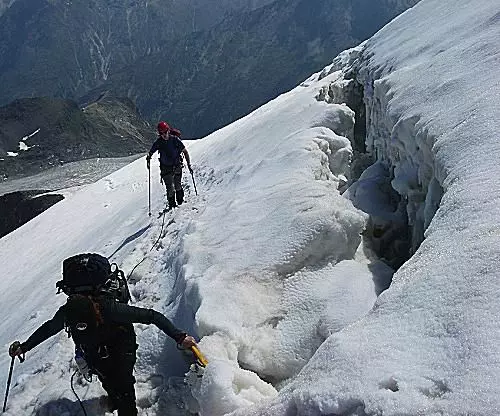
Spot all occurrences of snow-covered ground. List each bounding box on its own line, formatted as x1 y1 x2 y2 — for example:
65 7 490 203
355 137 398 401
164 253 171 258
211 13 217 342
0 0 498 414
0 155 143 196
228 0 500 415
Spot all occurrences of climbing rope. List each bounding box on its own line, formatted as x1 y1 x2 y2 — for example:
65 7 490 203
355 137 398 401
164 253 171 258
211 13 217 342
126 207 174 281
70 369 88 416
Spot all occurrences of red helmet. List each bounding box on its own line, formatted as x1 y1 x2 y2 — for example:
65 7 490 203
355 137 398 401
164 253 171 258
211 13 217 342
157 121 170 134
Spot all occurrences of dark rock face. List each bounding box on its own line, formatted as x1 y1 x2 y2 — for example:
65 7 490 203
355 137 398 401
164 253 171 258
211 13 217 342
0 96 154 180
0 0 15 17
0 0 276 105
0 190 64 238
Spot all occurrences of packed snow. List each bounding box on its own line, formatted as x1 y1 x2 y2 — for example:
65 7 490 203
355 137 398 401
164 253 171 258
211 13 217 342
0 0 498 415
0 155 143 195
228 0 500 415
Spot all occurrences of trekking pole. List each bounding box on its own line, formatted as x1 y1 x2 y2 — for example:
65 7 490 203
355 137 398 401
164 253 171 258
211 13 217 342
3 356 15 413
190 170 198 196
2 357 14 413
148 165 152 217
3 353 24 413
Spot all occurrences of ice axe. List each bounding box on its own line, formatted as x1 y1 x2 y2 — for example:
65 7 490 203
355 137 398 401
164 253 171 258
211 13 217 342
191 346 208 367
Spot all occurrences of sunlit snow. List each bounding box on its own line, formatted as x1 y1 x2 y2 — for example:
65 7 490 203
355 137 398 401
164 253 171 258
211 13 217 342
4 128 40 156
0 0 498 415
18 141 35 151
22 128 40 141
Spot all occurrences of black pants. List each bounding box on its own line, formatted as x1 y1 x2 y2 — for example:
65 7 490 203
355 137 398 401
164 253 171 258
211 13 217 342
160 164 183 198
92 348 137 416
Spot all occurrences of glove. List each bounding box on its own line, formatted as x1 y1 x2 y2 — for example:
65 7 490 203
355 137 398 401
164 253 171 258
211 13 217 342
181 335 197 349
146 156 151 169
174 332 197 348
9 341 24 358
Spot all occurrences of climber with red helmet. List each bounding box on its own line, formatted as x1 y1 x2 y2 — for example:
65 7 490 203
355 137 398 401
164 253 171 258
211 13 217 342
146 121 193 209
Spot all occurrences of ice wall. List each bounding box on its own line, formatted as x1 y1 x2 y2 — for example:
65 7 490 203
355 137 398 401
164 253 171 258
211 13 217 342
316 46 414 268
231 0 500 414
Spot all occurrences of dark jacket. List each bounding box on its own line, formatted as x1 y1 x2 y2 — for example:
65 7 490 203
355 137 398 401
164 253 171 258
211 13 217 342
148 134 185 167
20 299 186 354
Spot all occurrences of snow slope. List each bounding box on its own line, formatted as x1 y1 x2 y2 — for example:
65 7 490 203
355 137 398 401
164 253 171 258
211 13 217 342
0 0 498 415
0 36 383 416
230 0 500 415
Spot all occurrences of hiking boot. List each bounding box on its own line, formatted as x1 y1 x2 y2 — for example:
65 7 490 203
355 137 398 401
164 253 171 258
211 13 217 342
115 392 138 416
168 196 177 209
98 395 117 412
176 189 184 205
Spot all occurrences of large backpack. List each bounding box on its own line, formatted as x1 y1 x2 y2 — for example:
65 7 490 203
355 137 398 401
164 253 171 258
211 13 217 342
57 254 135 361
170 127 181 137
56 253 131 303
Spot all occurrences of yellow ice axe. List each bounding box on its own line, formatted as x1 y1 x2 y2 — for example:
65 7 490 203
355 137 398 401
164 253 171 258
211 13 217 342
191 346 208 367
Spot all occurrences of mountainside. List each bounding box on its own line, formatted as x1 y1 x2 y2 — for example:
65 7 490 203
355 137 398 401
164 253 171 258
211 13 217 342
0 0 418 138
0 0 14 16
0 0 276 106
1 0 498 414
0 96 153 179
83 0 421 137
0 190 64 238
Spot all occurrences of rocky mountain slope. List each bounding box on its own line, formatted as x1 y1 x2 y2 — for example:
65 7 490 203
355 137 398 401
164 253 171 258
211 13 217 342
0 0 14 16
1 0 419 138
0 95 153 180
81 0 421 137
0 0 276 105
0 190 63 238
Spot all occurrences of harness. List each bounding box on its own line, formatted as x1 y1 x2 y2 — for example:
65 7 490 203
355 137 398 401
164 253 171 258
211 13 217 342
64 296 135 366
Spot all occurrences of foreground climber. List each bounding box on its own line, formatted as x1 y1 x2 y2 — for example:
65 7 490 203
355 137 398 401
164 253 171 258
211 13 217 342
8 253 197 416
147 121 193 210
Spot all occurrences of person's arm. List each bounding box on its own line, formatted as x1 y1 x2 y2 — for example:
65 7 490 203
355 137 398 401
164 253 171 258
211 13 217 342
146 140 160 168
106 302 197 347
182 148 192 173
174 137 192 172
148 140 160 158
10 307 66 357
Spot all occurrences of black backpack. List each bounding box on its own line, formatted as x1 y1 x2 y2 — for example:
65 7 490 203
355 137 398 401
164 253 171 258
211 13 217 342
56 253 131 303
57 254 135 360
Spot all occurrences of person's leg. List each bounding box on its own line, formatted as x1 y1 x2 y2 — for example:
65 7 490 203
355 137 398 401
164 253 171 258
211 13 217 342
163 172 176 208
94 353 138 416
174 166 184 205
